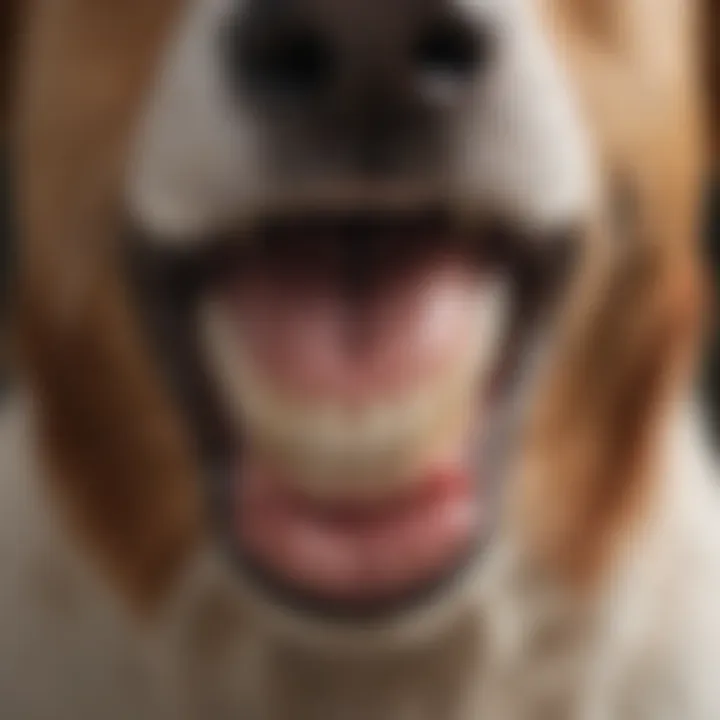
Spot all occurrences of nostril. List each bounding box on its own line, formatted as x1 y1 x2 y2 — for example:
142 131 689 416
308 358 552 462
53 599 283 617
413 15 493 99
228 18 334 103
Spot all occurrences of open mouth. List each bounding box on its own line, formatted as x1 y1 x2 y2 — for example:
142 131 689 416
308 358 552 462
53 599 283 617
130 210 575 620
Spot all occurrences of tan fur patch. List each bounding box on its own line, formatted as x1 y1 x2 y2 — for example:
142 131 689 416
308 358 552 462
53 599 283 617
704 0 719 164
512 0 710 589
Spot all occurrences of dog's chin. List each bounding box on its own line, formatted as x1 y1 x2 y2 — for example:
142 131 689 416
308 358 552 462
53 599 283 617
226 542 495 654
127 210 576 641
210 377 509 653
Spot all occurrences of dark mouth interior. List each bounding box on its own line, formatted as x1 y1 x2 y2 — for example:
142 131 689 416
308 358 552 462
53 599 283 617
131 209 572 293
128 209 579 621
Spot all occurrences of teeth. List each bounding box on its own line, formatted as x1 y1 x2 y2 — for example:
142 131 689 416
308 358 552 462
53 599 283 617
200 281 510 501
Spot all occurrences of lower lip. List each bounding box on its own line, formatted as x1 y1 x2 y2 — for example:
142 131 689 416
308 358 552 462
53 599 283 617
234 459 480 603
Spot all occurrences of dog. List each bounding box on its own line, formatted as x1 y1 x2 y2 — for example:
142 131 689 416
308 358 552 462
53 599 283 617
0 0 718 717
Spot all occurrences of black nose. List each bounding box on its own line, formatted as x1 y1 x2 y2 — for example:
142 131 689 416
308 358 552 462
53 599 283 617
231 11 335 102
223 2 494 174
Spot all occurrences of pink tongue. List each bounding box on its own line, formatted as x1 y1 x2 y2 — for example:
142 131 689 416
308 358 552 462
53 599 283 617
223 250 479 400
237 461 478 600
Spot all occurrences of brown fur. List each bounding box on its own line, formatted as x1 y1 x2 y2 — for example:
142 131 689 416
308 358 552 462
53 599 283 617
13 0 203 610
3 0 717 612
516 0 710 586
0 0 19 139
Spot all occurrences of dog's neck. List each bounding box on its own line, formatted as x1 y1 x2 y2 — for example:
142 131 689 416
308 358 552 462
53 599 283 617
264 618 485 720
158 537 614 720
261 595 599 720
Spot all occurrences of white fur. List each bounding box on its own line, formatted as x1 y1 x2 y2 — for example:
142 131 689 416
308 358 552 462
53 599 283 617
0 391 718 719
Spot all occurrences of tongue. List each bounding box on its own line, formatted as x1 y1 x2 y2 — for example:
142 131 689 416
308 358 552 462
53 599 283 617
237 458 478 600
222 249 480 401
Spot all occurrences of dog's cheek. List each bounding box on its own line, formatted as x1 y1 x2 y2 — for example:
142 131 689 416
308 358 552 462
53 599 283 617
509 219 705 591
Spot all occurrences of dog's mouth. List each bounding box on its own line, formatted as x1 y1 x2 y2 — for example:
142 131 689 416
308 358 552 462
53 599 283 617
130 209 576 620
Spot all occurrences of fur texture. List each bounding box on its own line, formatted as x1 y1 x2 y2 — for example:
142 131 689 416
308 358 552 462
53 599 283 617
0 0 718 718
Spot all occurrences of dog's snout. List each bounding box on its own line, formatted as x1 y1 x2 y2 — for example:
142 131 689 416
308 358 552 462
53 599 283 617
130 0 592 240
223 2 493 175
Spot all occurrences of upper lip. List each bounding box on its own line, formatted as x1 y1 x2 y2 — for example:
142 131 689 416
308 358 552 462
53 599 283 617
129 207 579 286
